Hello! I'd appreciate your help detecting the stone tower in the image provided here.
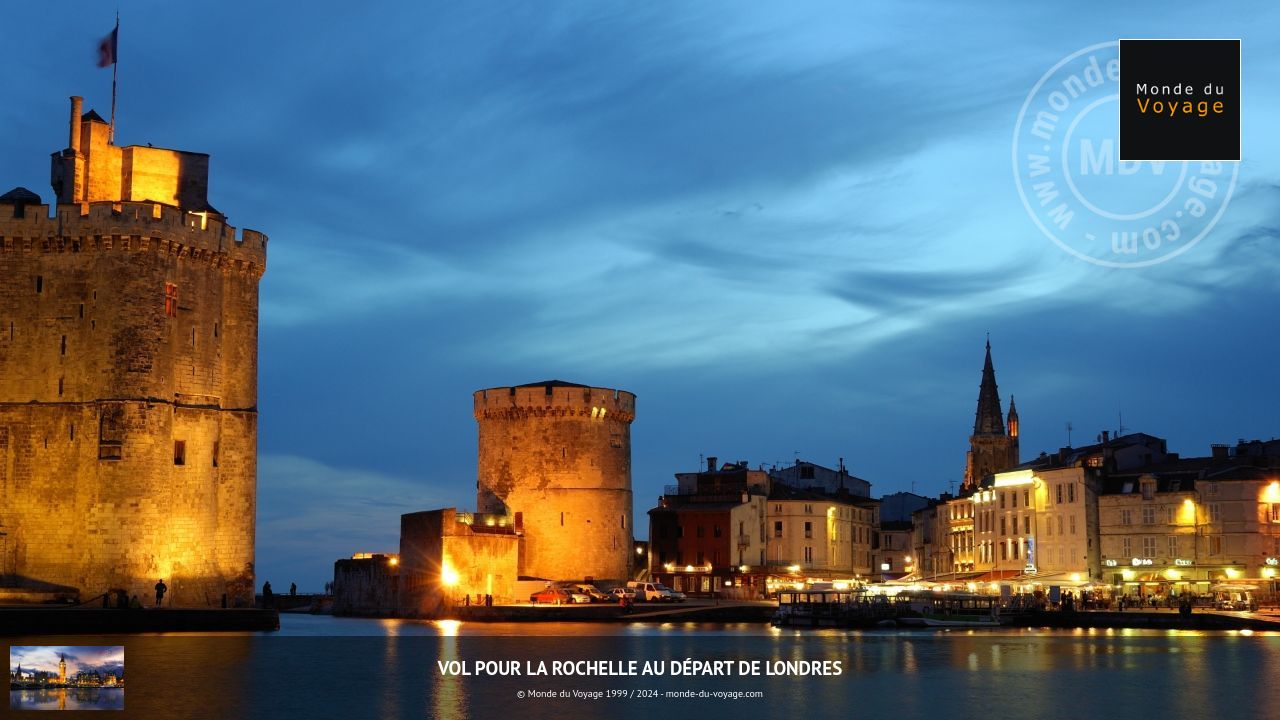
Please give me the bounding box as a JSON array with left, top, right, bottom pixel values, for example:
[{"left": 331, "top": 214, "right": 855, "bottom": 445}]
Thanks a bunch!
[
  {"left": 962, "top": 339, "right": 1019, "bottom": 494},
  {"left": 474, "top": 381, "right": 635, "bottom": 582},
  {"left": 0, "top": 97, "right": 265, "bottom": 606}
]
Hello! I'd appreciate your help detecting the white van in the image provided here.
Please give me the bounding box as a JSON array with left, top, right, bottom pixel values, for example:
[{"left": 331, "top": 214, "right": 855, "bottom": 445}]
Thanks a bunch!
[{"left": 626, "top": 581, "right": 672, "bottom": 602}]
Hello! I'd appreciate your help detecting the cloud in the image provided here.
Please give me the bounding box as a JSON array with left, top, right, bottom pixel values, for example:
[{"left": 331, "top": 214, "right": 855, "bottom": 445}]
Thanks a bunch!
[{"left": 255, "top": 455, "right": 452, "bottom": 590}]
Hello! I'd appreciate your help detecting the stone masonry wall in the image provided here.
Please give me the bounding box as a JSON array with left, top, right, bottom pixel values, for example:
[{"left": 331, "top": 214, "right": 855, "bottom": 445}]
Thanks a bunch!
[
  {"left": 474, "top": 385, "right": 634, "bottom": 583},
  {"left": 0, "top": 200, "right": 264, "bottom": 606}
]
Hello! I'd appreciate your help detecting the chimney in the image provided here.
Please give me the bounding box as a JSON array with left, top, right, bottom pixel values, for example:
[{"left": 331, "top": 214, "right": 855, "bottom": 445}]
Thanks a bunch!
[
  {"left": 1101, "top": 430, "right": 1110, "bottom": 443},
  {"left": 707, "top": 456, "right": 717, "bottom": 473},
  {"left": 69, "top": 96, "right": 82, "bottom": 154}
]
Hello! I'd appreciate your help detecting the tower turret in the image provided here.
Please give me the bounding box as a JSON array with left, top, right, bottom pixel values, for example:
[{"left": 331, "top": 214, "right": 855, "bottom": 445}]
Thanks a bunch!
[{"left": 474, "top": 381, "right": 635, "bottom": 582}]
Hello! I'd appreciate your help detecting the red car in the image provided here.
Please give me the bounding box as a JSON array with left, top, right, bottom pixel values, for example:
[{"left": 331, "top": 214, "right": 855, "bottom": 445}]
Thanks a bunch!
[{"left": 530, "top": 587, "right": 573, "bottom": 605}]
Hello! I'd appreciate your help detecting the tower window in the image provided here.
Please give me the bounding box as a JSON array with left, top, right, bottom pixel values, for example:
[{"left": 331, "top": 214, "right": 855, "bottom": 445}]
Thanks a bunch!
[
  {"left": 60, "top": 335, "right": 66, "bottom": 355},
  {"left": 35, "top": 276, "right": 43, "bottom": 293},
  {"left": 58, "top": 377, "right": 64, "bottom": 396},
  {"left": 173, "top": 440, "right": 186, "bottom": 466},
  {"left": 212, "top": 441, "right": 220, "bottom": 468},
  {"left": 164, "top": 283, "right": 179, "bottom": 317}
]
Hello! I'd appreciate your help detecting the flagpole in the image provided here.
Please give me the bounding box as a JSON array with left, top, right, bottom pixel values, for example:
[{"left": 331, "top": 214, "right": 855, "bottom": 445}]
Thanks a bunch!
[{"left": 109, "top": 13, "right": 118, "bottom": 143}]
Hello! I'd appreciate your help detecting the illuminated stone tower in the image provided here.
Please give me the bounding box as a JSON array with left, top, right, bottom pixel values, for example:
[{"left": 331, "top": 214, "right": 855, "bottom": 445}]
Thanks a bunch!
[
  {"left": 962, "top": 340, "right": 1020, "bottom": 494},
  {"left": 59, "top": 655, "right": 66, "bottom": 684},
  {"left": 474, "top": 381, "right": 635, "bottom": 582},
  {"left": 0, "top": 97, "right": 266, "bottom": 606}
]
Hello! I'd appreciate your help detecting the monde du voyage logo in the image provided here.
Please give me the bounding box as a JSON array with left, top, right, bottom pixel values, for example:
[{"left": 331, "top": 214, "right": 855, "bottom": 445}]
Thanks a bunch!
[{"left": 1013, "top": 40, "right": 1240, "bottom": 268}]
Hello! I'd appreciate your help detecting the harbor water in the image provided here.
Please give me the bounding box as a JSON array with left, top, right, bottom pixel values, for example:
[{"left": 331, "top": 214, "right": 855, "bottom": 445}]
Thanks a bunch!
[{"left": 11, "top": 614, "right": 1278, "bottom": 719}]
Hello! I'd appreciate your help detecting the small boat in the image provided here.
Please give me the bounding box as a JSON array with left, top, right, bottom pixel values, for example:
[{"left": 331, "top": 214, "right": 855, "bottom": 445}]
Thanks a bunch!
[
  {"left": 772, "top": 588, "right": 1001, "bottom": 629},
  {"left": 895, "top": 591, "right": 1000, "bottom": 628}
]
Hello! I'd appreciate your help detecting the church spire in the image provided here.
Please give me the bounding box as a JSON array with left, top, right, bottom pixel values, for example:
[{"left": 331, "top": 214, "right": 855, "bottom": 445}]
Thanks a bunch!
[{"left": 973, "top": 337, "right": 1005, "bottom": 436}]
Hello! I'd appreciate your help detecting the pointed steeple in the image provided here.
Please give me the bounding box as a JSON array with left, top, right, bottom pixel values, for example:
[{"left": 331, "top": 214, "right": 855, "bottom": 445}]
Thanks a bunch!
[
  {"left": 1007, "top": 395, "right": 1019, "bottom": 438},
  {"left": 973, "top": 337, "right": 1006, "bottom": 436}
]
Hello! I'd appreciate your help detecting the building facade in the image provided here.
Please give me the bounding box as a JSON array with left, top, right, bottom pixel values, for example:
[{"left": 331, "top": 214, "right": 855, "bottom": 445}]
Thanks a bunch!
[
  {"left": 649, "top": 460, "right": 768, "bottom": 597},
  {"left": 765, "top": 485, "right": 873, "bottom": 577},
  {"left": 0, "top": 96, "right": 265, "bottom": 606},
  {"left": 1098, "top": 448, "right": 1280, "bottom": 599},
  {"left": 398, "top": 508, "right": 521, "bottom": 617}
]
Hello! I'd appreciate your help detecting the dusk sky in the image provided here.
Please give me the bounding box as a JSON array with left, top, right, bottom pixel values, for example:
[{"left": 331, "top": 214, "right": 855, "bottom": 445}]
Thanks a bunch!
[
  {"left": 10, "top": 646, "right": 124, "bottom": 677},
  {"left": 2, "top": 2, "right": 1277, "bottom": 589}
]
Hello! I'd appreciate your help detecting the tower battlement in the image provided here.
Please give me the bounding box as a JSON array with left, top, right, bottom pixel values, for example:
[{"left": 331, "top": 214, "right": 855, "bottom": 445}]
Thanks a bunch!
[
  {"left": 473, "top": 382, "right": 636, "bottom": 423},
  {"left": 0, "top": 200, "right": 266, "bottom": 276}
]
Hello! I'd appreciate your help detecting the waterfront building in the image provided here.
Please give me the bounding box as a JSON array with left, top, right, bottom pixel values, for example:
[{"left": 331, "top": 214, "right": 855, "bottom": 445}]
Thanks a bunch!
[
  {"left": 873, "top": 520, "right": 915, "bottom": 581},
  {"left": 944, "top": 495, "right": 976, "bottom": 574},
  {"left": 332, "top": 553, "right": 401, "bottom": 616},
  {"left": 398, "top": 509, "right": 520, "bottom": 616},
  {"left": 1098, "top": 441, "right": 1280, "bottom": 600},
  {"left": 765, "top": 484, "right": 875, "bottom": 578},
  {"left": 0, "top": 97, "right": 266, "bottom": 606},
  {"left": 648, "top": 459, "right": 768, "bottom": 597},
  {"left": 911, "top": 497, "right": 956, "bottom": 580}
]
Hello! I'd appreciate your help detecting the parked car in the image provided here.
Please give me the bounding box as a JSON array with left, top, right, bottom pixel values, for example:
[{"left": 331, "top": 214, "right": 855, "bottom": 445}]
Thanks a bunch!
[
  {"left": 663, "top": 586, "right": 688, "bottom": 603},
  {"left": 610, "top": 587, "right": 638, "bottom": 602},
  {"left": 572, "top": 584, "right": 611, "bottom": 603},
  {"left": 530, "top": 587, "right": 573, "bottom": 605},
  {"left": 563, "top": 588, "right": 593, "bottom": 604}
]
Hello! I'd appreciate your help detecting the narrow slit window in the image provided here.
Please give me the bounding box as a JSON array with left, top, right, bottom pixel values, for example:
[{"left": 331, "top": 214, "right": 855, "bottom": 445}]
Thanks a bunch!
[
  {"left": 35, "top": 276, "right": 43, "bottom": 293},
  {"left": 212, "top": 441, "right": 219, "bottom": 468},
  {"left": 173, "top": 440, "right": 186, "bottom": 466},
  {"left": 164, "top": 283, "right": 179, "bottom": 317}
]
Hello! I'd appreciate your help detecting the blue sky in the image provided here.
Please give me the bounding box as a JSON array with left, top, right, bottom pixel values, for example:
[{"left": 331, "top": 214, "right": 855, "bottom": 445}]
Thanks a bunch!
[{"left": 2, "top": 2, "right": 1278, "bottom": 590}]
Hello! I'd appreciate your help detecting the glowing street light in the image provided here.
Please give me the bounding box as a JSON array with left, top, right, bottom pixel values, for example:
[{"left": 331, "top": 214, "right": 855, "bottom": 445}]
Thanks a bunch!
[{"left": 441, "top": 566, "right": 460, "bottom": 587}]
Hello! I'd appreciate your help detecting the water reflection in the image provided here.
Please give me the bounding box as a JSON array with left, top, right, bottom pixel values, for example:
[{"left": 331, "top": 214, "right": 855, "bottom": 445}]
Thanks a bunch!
[{"left": 10, "top": 687, "right": 125, "bottom": 711}]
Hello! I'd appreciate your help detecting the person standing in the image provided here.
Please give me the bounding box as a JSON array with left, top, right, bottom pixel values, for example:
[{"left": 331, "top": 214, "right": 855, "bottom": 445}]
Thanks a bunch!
[
  {"left": 263, "top": 581, "right": 274, "bottom": 608},
  {"left": 290, "top": 582, "right": 297, "bottom": 597},
  {"left": 154, "top": 579, "right": 168, "bottom": 607}
]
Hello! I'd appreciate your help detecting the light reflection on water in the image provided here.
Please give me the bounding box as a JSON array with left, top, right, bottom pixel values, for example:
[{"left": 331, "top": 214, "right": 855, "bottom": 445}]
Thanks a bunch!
[
  {"left": 10, "top": 687, "right": 125, "bottom": 711},
  {"left": 8, "top": 616, "right": 1279, "bottom": 719}
]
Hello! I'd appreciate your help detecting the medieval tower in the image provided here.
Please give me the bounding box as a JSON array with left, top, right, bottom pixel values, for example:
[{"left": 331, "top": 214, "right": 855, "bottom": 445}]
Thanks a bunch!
[
  {"left": 961, "top": 339, "right": 1020, "bottom": 494},
  {"left": 474, "top": 381, "right": 635, "bottom": 582},
  {"left": 0, "top": 96, "right": 265, "bottom": 606}
]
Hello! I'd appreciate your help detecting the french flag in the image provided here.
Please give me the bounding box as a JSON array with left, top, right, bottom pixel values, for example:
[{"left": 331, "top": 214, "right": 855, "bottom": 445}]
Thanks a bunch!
[{"left": 97, "top": 25, "right": 117, "bottom": 68}]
